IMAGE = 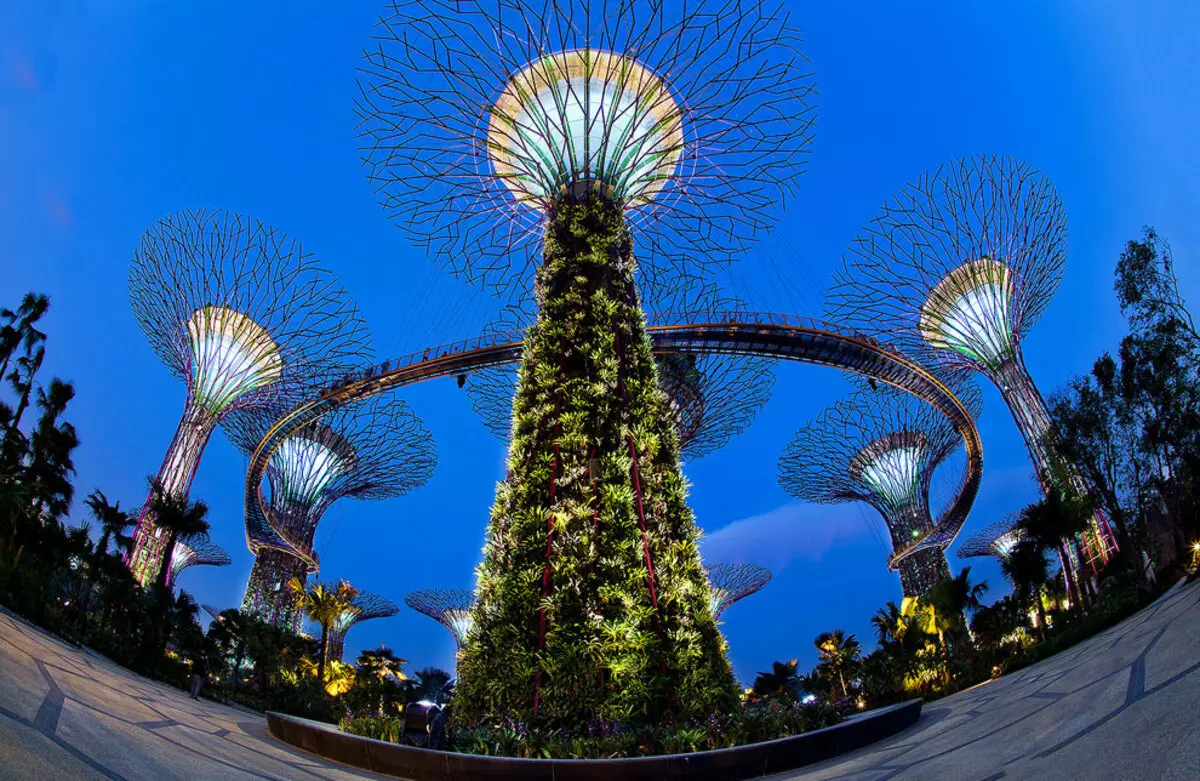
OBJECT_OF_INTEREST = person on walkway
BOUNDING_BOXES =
[189,652,208,700]
[427,704,447,750]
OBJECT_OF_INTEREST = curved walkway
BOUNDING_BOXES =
[0,580,1196,780]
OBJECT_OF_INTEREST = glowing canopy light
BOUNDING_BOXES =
[444,609,474,650]
[405,589,477,651]
[271,435,350,508]
[489,49,683,208]
[919,259,1016,369]
[850,433,928,513]
[186,306,283,413]
[707,562,772,621]
[992,528,1023,559]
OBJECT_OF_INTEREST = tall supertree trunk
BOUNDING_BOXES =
[455,192,736,728]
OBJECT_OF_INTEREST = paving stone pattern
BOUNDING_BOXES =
[769,579,1200,781]
[0,581,1196,780]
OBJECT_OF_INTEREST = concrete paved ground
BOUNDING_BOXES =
[770,578,1200,781]
[0,580,1195,780]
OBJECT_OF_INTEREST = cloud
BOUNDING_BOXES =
[701,502,875,572]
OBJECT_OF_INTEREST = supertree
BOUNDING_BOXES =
[706,563,772,622]
[325,591,399,664]
[778,383,983,599]
[825,155,1116,589]
[357,0,814,727]
[957,515,1025,562]
[405,589,477,653]
[224,395,436,632]
[467,307,776,460]
[168,533,232,584]
[126,208,371,586]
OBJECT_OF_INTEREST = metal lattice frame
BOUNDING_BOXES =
[356,0,815,302]
[466,301,775,459]
[405,589,477,652]
[168,534,231,584]
[246,313,983,572]
[706,562,771,621]
[957,514,1025,561]
[825,154,1116,572]
[126,208,371,585]
[225,395,435,629]
[324,591,399,664]
[778,381,982,595]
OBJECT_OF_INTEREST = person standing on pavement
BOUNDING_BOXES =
[189,652,208,700]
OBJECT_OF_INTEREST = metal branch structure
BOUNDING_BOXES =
[224,395,436,631]
[126,208,371,586]
[354,0,816,728]
[405,589,477,653]
[357,0,815,302]
[826,154,1117,584]
[957,515,1025,562]
[706,563,772,621]
[778,381,982,598]
[249,314,984,576]
[325,591,399,664]
[467,303,775,459]
[168,534,231,584]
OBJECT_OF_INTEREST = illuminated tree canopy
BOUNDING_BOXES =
[168,533,231,584]
[778,382,982,597]
[357,0,816,301]
[224,395,436,630]
[126,208,371,586]
[706,563,772,621]
[325,590,399,663]
[405,589,477,652]
[825,154,1116,575]
[957,515,1025,561]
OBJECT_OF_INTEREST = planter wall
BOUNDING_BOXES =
[267,699,921,780]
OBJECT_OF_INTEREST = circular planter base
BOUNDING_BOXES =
[266,700,922,780]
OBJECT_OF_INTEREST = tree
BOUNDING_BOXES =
[813,630,861,700]
[208,609,252,693]
[24,379,79,525]
[357,646,408,682]
[752,659,802,701]
[411,667,453,704]
[86,491,135,561]
[289,578,358,684]
[1017,482,1098,604]
[917,568,988,684]
[0,293,49,383]
[145,480,209,594]
[1000,539,1051,641]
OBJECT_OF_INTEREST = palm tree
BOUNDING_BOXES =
[871,602,907,648]
[289,578,359,683]
[412,666,453,704]
[905,570,986,687]
[1018,486,1094,607]
[0,293,49,382]
[752,658,801,700]
[357,646,408,682]
[207,609,251,692]
[86,491,135,560]
[25,379,79,522]
[814,630,861,699]
[145,479,209,593]
[1001,539,1052,641]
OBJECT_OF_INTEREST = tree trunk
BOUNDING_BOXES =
[452,192,735,728]
[318,625,329,685]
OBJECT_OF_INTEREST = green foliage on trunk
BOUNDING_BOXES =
[454,193,736,728]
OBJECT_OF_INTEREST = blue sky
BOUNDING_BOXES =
[2,2,1197,683]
